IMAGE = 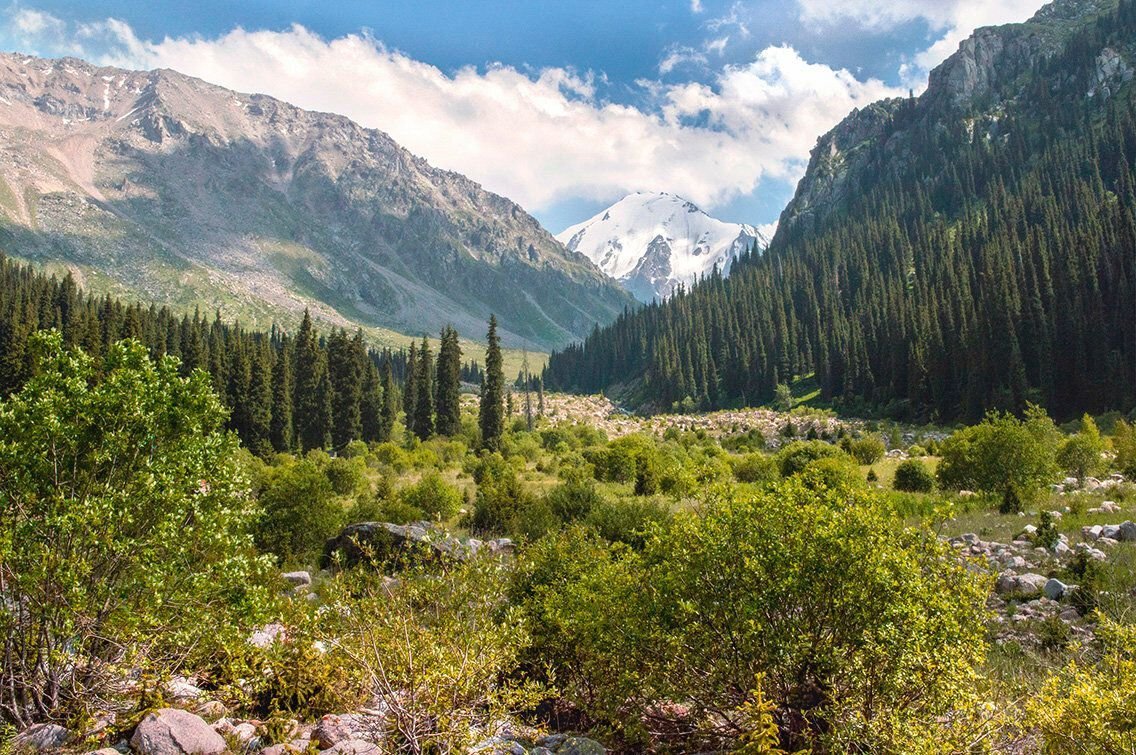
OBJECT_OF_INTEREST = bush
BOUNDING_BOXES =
[799,455,864,492]
[325,456,366,496]
[732,453,780,485]
[518,480,990,751]
[258,459,345,565]
[470,453,532,535]
[585,497,670,549]
[1057,414,1107,480]
[893,459,935,493]
[937,406,1059,502]
[847,435,886,465]
[0,334,270,726]
[776,440,847,477]
[545,478,603,522]
[400,472,463,520]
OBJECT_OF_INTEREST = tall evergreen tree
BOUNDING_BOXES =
[412,337,435,441]
[479,315,505,450]
[434,325,462,436]
[294,310,331,451]
[270,340,294,452]
[403,340,418,436]
[360,360,384,443]
[328,328,363,449]
[379,361,397,442]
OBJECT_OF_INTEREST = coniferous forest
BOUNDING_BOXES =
[0,253,481,454]
[546,1,1136,422]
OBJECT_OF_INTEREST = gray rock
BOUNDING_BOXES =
[13,724,71,752]
[1119,521,1136,542]
[320,740,380,755]
[542,736,606,755]
[130,709,226,755]
[282,571,312,587]
[1044,578,1067,601]
[1102,525,1122,540]
[249,623,287,648]
[163,678,205,702]
[313,715,356,750]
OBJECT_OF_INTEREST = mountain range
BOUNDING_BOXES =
[0,52,633,350]
[546,0,1136,421]
[557,192,765,302]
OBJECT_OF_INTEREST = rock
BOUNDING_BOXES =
[1021,524,1038,536]
[1086,477,1103,491]
[260,747,302,755]
[320,740,380,755]
[130,709,226,755]
[996,572,1048,596]
[1099,537,1120,548]
[1083,525,1103,541]
[1119,522,1136,542]
[313,715,356,750]
[1063,477,1079,488]
[195,701,227,722]
[1044,578,1067,601]
[282,571,312,587]
[539,736,606,755]
[249,623,286,648]
[13,724,72,752]
[1052,541,1071,557]
[1102,525,1122,540]
[84,749,123,755]
[163,677,205,702]
[1101,501,1121,513]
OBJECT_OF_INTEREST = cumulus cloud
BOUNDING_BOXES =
[797,0,1049,84]
[0,7,902,216]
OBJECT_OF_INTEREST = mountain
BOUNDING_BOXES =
[0,53,633,350]
[546,0,1136,421]
[556,192,765,302]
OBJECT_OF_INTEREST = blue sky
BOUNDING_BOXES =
[0,0,1048,233]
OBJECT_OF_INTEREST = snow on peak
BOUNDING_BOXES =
[557,192,766,302]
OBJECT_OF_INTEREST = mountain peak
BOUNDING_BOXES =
[557,192,765,302]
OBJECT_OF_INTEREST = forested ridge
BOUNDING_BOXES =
[0,253,484,454]
[546,0,1136,422]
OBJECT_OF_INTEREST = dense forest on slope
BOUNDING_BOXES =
[546,0,1136,422]
[0,254,486,454]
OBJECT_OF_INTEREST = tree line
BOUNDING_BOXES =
[0,254,508,453]
[545,0,1136,422]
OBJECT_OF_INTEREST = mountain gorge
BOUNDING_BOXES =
[557,192,765,302]
[0,53,633,350]
[546,0,1136,421]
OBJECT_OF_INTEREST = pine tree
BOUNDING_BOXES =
[246,341,274,457]
[270,341,294,452]
[379,361,397,442]
[403,340,418,436]
[294,310,331,451]
[360,360,384,443]
[412,337,434,441]
[434,325,462,436]
[328,328,363,449]
[479,315,505,450]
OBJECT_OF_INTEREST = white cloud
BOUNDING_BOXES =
[797,0,1049,84]
[1,8,902,218]
[690,0,704,14]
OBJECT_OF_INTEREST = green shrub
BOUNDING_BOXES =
[258,459,346,565]
[799,455,864,492]
[893,459,935,493]
[776,440,847,477]
[0,334,271,725]
[1058,414,1107,479]
[1034,511,1060,550]
[545,478,603,522]
[847,435,886,465]
[470,453,532,535]
[585,497,670,549]
[325,456,366,496]
[400,472,463,520]
[937,406,1059,502]
[732,453,780,485]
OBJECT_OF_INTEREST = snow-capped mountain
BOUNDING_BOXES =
[557,192,767,302]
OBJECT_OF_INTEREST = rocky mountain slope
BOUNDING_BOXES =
[0,53,633,349]
[557,192,764,302]
[778,0,1129,232]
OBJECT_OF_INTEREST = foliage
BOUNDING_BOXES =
[1034,511,1060,550]
[256,459,345,565]
[470,453,532,535]
[846,435,886,465]
[0,334,270,726]
[936,406,1059,502]
[1027,617,1136,754]
[732,453,780,485]
[893,459,936,493]
[1057,414,1107,480]
[776,440,848,478]
[400,472,463,521]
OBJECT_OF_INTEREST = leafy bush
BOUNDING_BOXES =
[1115,419,1136,478]
[732,453,780,485]
[400,471,463,520]
[545,478,603,522]
[257,459,345,565]
[325,456,366,495]
[1034,511,1060,550]
[776,440,848,477]
[893,459,935,493]
[585,497,670,549]
[846,435,886,465]
[470,453,532,535]
[1057,414,1107,479]
[799,455,864,492]
[518,481,989,751]
[0,334,270,726]
[937,406,1059,502]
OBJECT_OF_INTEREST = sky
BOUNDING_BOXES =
[0,0,1050,234]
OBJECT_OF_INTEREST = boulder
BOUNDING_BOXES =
[1119,521,1136,542]
[12,724,71,752]
[313,715,357,750]
[996,572,1048,596]
[163,677,205,702]
[282,571,312,587]
[1044,578,1067,601]
[538,736,606,755]
[130,709,226,755]
[320,740,380,755]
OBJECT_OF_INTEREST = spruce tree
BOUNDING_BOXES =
[328,328,363,449]
[403,340,418,436]
[294,310,331,451]
[434,325,462,436]
[360,360,384,443]
[479,315,505,450]
[270,341,294,452]
[412,337,434,441]
[379,361,397,442]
